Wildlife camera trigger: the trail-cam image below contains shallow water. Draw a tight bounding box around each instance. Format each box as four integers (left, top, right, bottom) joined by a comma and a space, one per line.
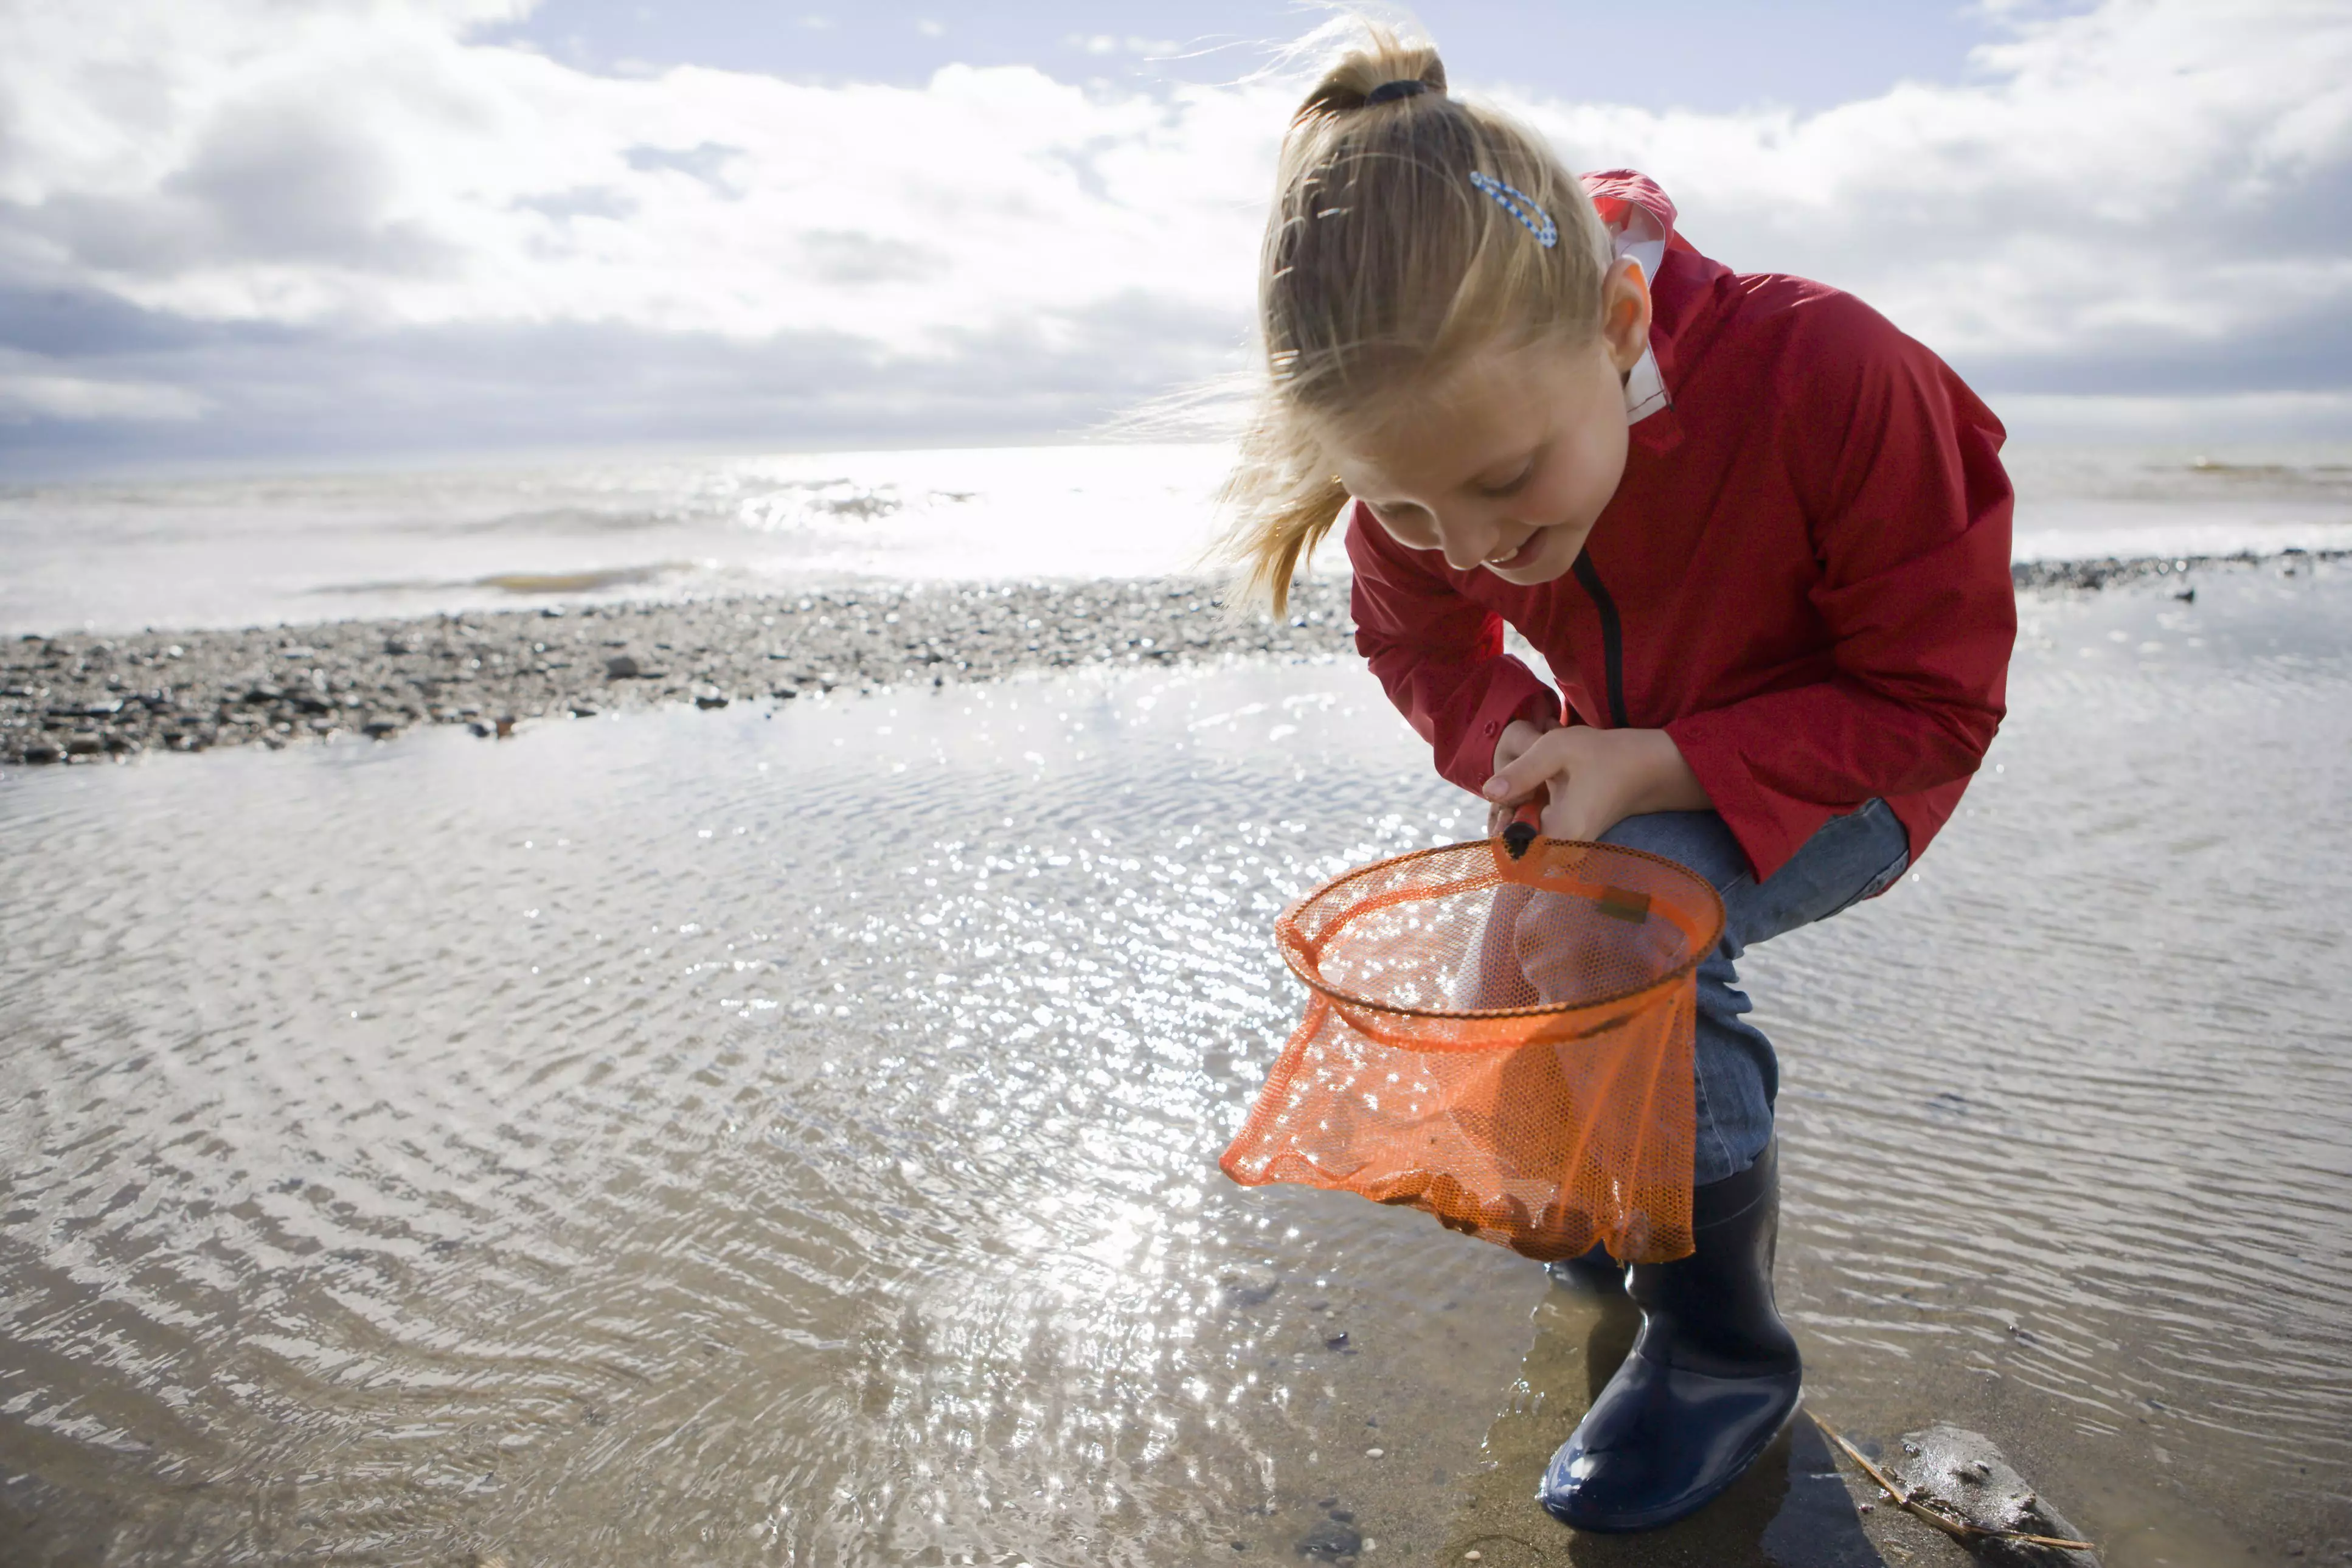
5, 440, 2351, 636
1, 563, 2347, 1566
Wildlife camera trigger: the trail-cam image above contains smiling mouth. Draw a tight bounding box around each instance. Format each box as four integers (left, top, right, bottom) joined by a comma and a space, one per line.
1484, 535, 1541, 571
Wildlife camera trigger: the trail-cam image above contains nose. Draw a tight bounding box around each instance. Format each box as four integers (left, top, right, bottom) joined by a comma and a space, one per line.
1434, 508, 1509, 574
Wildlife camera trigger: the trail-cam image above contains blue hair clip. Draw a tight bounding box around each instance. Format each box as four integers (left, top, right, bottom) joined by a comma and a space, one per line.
1468, 170, 1558, 249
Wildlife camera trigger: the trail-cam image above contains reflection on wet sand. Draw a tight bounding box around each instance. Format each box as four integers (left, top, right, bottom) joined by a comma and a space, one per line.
1, 561, 2347, 1564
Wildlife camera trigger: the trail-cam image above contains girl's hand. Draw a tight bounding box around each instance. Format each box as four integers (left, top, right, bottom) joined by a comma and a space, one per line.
1484, 716, 1556, 836
1483, 722, 1711, 842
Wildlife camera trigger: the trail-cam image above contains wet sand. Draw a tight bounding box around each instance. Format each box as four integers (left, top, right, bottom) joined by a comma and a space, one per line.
2, 558, 2348, 1566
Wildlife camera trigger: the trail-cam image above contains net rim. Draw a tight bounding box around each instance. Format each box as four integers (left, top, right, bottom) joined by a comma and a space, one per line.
1275, 836, 1727, 1022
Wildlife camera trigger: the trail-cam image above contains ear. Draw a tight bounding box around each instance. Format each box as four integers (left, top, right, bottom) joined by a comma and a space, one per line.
1599, 254, 1653, 376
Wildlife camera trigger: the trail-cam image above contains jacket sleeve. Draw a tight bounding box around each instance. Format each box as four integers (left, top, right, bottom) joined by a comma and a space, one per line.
1663, 310, 2016, 879
1345, 502, 1563, 796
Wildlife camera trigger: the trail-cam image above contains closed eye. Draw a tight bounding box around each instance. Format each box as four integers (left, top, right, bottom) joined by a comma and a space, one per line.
1474, 451, 1541, 499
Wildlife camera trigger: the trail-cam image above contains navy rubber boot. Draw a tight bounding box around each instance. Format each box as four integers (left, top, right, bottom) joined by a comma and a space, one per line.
1537, 1139, 1802, 1532
1544, 1243, 1628, 1294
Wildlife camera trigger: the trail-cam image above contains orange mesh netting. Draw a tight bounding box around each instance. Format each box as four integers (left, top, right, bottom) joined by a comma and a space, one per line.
1220, 832, 1726, 1264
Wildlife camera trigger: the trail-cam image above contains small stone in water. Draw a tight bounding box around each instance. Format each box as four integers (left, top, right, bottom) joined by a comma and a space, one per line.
1364, 1446, 1383, 1457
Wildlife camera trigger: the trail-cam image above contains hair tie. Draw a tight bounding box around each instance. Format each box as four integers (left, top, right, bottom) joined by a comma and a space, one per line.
1365, 78, 1428, 105
1468, 170, 1558, 248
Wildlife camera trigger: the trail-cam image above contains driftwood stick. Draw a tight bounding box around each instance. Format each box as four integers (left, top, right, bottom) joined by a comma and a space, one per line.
1808, 1410, 2097, 1553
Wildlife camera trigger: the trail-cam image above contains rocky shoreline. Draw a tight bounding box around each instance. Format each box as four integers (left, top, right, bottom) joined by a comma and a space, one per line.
0, 577, 1355, 766
0, 551, 2330, 767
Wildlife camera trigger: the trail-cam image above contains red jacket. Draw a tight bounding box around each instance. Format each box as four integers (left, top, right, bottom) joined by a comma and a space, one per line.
1347, 171, 2016, 882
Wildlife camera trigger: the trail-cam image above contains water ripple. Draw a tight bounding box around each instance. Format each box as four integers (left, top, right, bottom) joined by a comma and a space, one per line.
2, 565, 2349, 1563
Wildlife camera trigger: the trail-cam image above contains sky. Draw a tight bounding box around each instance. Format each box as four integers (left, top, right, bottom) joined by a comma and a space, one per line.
2, 0, 2349, 477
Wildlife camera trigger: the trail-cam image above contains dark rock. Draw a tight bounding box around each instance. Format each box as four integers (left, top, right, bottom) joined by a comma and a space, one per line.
1885, 1423, 2100, 1566
605, 653, 644, 679
65, 735, 103, 755
362, 718, 403, 740
1323, 1332, 1350, 1350
695, 692, 729, 709
21, 741, 61, 764
1293, 1518, 1362, 1561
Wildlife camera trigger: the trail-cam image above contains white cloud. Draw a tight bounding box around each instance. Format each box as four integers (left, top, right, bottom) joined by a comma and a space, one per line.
0, 0, 1284, 354
0, 351, 209, 421
0, 0, 2346, 459
1507, 0, 2352, 367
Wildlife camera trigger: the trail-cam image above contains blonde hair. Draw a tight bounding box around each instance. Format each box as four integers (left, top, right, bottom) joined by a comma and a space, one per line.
1216, 23, 1614, 614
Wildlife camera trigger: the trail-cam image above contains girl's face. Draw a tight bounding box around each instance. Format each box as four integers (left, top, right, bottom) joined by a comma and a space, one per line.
1327, 258, 1653, 586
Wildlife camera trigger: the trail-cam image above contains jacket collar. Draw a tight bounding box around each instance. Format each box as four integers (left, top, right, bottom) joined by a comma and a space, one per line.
1580, 170, 1716, 456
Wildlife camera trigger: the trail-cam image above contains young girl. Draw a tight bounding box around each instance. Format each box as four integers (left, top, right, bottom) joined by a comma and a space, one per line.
1219, 30, 2015, 1534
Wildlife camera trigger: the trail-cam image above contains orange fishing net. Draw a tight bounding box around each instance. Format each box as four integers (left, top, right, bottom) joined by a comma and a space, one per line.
1221, 831, 1726, 1264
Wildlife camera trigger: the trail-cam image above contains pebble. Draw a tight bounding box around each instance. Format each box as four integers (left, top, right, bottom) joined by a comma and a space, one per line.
1364, 1447, 1383, 1458
0, 577, 1352, 766
3, 552, 2305, 768
1294, 1519, 1363, 1562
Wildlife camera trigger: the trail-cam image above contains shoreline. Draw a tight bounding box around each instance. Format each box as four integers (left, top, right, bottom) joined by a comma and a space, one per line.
1, 550, 2333, 768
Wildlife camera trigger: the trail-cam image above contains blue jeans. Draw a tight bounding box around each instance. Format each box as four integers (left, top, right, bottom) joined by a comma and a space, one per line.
1598, 802, 1912, 1185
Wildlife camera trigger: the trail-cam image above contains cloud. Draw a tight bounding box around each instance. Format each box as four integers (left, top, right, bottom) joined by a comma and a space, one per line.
0, 0, 2346, 471
622, 140, 748, 195
0, 281, 1238, 471
0, 350, 209, 423
1507, 1, 2352, 386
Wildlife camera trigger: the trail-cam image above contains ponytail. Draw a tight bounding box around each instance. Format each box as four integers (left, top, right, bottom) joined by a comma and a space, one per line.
1215, 21, 1611, 612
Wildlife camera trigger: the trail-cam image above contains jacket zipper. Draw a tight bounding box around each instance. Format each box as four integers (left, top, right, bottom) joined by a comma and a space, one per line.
1571, 555, 1630, 729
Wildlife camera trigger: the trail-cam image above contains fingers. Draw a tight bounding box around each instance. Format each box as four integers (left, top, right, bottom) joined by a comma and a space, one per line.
1539, 788, 1586, 842
1482, 726, 1577, 807
1489, 716, 1550, 780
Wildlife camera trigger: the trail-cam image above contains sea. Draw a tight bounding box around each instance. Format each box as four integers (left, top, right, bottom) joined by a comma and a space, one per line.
2, 440, 2349, 636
